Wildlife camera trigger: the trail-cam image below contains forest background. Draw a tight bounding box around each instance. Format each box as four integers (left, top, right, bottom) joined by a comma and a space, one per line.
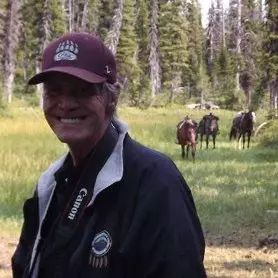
0, 0, 277, 115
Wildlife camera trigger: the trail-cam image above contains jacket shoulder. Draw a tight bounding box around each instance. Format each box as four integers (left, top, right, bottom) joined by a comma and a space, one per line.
124, 135, 176, 170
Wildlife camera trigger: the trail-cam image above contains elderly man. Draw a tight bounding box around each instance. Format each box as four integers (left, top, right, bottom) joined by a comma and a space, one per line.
12, 32, 206, 278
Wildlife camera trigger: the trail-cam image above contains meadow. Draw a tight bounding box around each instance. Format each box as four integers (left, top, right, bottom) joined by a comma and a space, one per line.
0, 105, 277, 277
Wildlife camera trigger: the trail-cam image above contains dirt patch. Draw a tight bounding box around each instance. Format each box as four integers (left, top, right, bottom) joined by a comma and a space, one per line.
205, 246, 278, 278
0, 235, 277, 278
0, 236, 17, 278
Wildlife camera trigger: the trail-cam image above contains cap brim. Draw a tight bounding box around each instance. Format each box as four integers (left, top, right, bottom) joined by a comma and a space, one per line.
28, 66, 106, 85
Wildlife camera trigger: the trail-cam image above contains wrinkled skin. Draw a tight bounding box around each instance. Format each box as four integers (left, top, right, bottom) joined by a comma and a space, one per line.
43, 73, 111, 165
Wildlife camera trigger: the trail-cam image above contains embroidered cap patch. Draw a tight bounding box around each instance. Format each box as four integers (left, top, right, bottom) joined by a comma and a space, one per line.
54, 40, 79, 61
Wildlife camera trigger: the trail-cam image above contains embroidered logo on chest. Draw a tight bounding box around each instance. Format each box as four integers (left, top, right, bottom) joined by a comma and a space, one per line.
89, 230, 112, 268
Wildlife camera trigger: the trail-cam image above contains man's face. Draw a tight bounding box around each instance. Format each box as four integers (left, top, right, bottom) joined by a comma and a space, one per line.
43, 73, 110, 148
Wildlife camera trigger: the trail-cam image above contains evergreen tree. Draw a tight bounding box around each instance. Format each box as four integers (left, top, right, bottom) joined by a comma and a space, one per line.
134, 0, 151, 107
159, 0, 188, 102
18, 0, 66, 102
98, 0, 116, 38
0, 0, 8, 70
215, 43, 236, 107
206, 0, 225, 87
240, 0, 262, 108
185, 0, 203, 99
265, 0, 278, 116
116, 0, 139, 105
85, 0, 102, 33
105, 0, 123, 55
227, 0, 243, 94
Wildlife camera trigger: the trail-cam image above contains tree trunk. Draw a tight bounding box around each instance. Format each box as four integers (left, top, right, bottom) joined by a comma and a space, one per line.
247, 89, 251, 109
235, 0, 241, 92
80, 0, 89, 31
149, 0, 161, 98
2, 0, 21, 104
105, 0, 123, 55
68, 0, 73, 31
222, 3, 226, 47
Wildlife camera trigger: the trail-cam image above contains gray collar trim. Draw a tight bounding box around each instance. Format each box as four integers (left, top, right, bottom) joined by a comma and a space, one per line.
36, 118, 128, 219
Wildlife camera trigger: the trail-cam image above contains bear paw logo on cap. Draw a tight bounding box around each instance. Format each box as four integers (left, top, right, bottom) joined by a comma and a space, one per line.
54, 40, 79, 62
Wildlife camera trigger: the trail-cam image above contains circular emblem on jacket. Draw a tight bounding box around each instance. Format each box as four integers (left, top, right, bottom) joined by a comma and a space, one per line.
91, 230, 112, 257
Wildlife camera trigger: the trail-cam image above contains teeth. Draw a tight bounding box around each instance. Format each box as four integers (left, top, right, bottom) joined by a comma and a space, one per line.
60, 118, 81, 124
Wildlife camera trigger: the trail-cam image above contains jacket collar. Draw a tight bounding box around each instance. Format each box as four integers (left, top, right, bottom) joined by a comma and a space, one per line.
36, 118, 128, 221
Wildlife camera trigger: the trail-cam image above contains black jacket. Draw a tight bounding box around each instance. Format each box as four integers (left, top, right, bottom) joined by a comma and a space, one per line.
12, 119, 206, 278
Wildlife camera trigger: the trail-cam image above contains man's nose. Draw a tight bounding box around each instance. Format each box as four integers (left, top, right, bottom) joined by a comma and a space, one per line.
58, 94, 79, 110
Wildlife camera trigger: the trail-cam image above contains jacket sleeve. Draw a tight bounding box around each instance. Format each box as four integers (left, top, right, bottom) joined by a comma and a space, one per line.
12, 194, 39, 278
122, 161, 206, 278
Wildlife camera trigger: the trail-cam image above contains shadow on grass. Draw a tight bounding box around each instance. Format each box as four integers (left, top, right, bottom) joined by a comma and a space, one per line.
223, 259, 274, 271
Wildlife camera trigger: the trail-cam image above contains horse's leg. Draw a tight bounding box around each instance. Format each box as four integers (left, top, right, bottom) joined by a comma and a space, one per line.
242, 133, 246, 149
186, 145, 189, 159
229, 127, 235, 140
229, 128, 232, 140
247, 131, 251, 148
181, 145, 185, 158
206, 134, 209, 149
213, 134, 216, 149
200, 134, 203, 149
237, 133, 242, 149
192, 143, 196, 162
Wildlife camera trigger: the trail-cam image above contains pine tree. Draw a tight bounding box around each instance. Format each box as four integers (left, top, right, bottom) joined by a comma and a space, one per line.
98, 0, 116, 38
85, 0, 102, 33
159, 0, 188, 102
227, 0, 242, 93
265, 0, 278, 116
134, 0, 151, 107
206, 0, 225, 87
0, 0, 8, 70
185, 0, 203, 99
116, 0, 139, 105
105, 0, 123, 55
240, 0, 262, 109
18, 0, 66, 103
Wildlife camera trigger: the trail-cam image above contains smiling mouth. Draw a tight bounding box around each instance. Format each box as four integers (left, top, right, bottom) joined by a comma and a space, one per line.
59, 117, 86, 124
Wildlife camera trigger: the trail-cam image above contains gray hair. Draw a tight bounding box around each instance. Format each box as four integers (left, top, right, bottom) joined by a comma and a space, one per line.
100, 82, 121, 117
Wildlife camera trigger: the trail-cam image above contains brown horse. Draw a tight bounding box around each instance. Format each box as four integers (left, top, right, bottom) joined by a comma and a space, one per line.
230, 111, 255, 149
198, 113, 219, 149
177, 118, 197, 161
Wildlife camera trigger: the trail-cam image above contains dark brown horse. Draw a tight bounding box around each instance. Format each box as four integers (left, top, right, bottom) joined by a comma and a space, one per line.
230, 111, 255, 149
198, 113, 219, 149
177, 118, 197, 161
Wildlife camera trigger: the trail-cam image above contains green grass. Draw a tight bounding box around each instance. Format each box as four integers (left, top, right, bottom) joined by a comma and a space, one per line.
0, 106, 277, 242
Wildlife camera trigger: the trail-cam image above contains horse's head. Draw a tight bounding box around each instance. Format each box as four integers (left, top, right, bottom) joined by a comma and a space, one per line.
239, 111, 254, 132
205, 115, 219, 134
244, 111, 255, 122
178, 120, 197, 144
187, 124, 197, 143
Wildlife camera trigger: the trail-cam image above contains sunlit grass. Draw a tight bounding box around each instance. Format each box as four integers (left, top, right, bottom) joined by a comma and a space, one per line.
0, 106, 277, 241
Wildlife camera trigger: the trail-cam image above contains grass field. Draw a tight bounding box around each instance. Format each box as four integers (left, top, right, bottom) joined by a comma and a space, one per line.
0, 105, 277, 277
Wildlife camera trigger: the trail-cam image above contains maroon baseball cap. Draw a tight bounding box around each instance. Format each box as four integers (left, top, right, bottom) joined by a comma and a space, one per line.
28, 32, 117, 85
